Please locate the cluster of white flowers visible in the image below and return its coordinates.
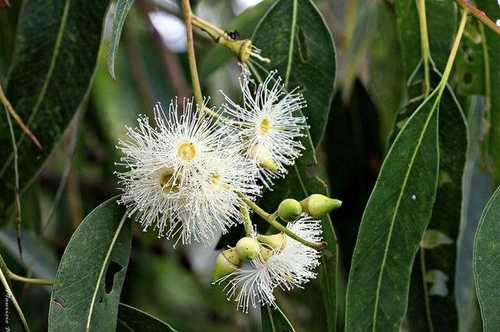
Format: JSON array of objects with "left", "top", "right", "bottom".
[{"left": 116, "top": 68, "right": 325, "bottom": 312}]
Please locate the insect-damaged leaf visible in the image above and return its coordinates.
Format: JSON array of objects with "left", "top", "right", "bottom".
[
  {"left": 0, "top": 0, "right": 108, "bottom": 215},
  {"left": 252, "top": 0, "right": 338, "bottom": 330},
  {"left": 48, "top": 197, "right": 131, "bottom": 331},
  {"left": 474, "top": 186, "right": 500, "bottom": 332},
  {"left": 345, "top": 88, "right": 440, "bottom": 331}
]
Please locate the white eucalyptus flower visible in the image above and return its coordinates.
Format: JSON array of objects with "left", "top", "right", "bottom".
[
  {"left": 222, "top": 68, "right": 308, "bottom": 187},
  {"left": 116, "top": 98, "right": 257, "bottom": 244},
  {"left": 173, "top": 138, "right": 262, "bottom": 244},
  {"left": 218, "top": 216, "right": 323, "bottom": 313}
]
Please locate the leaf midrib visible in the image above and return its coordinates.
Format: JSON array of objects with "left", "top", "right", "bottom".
[
  {"left": 85, "top": 213, "right": 127, "bottom": 331},
  {"left": 0, "top": 0, "right": 72, "bottom": 175},
  {"left": 370, "top": 94, "right": 439, "bottom": 331}
]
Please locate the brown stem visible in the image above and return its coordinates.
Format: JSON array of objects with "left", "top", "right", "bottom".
[{"left": 456, "top": 0, "right": 500, "bottom": 35}]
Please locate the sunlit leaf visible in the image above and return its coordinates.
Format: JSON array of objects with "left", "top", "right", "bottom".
[{"left": 108, "top": 0, "right": 134, "bottom": 80}]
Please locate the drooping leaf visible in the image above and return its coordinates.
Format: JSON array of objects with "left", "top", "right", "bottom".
[
  {"left": 407, "top": 82, "right": 467, "bottom": 332},
  {"left": 108, "top": 0, "right": 134, "bottom": 80},
  {"left": 474, "top": 185, "right": 500, "bottom": 331},
  {"left": 475, "top": 0, "right": 500, "bottom": 186},
  {"left": 262, "top": 305, "right": 295, "bottom": 332},
  {"left": 117, "top": 303, "right": 177, "bottom": 332},
  {"left": 395, "top": 0, "right": 457, "bottom": 78},
  {"left": 48, "top": 197, "right": 131, "bottom": 331},
  {"left": 456, "top": 96, "right": 490, "bottom": 332},
  {"left": 0, "top": 0, "right": 109, "bottom": 215},
  {"left": 345, "top": 88, "right": 441, "bottom": 331},
  {"left": 252, "top": 0, "right": 338, "bottom": 330}
]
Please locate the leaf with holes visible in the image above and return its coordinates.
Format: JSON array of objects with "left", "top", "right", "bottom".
[
  {"left": 474, "top": 186, "right": 500, "bottom": 331},
  {"left": 117, "top": 303, "right": 178, "bottom": 332},
  {"left": 108, "top": 0, "right": 134, "bottom": 79},
  {"left": 345, "top": 87, "right": 440, "bottom": 331},
  {"left": 0, "top": 0, "right": 109, "bottom": 215},
  {"left": 252, "top": 0, "right": 338, "bottom": 330},
  {"left": 48, "top": 197, "right": 131, "bottom": 331}
]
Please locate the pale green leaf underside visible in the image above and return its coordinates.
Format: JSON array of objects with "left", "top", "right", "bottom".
[{"left": 108, "top": 0, "right": 134, "bottom": 79}]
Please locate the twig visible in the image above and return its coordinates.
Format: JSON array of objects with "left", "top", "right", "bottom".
[
  {"left": 181, "top": 0, "right": 203, "bottom": 106},
  {"left": 0, "top": 84, "right": 42, "bottom": 150},
  {"left": 416, "top": 0, "right": 431, "bottom": 96},
  {"left": 4, "top": 104, "right": 23, "bottom": 260},
  {"left": 456, "top": 0, "right": 500, "bottom": 35}
]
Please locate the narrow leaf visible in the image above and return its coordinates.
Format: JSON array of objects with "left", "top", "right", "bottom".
[
  {"left": 345, "top": 89, "right": 440, "bottom": 331},
  {"left": 474, "top": 185, "right": 500, "bottom": 331},
  {"left": 117, "top": 303, "right": 177, "bottom": 332},
  {"left": 48, "top": 197, "right": 132, "bottom": 332},
  {"left": 262, "top": 305, "right": 295, "bottom": 332},
  {"left": 0, "top": 0, "right": 109, "bottom": 215},
  {"left": 108, "top": 0, "right": 134, "bottom": 80},
  {"left": 407, "top": 83, "right": 467, "bottom": 332}
]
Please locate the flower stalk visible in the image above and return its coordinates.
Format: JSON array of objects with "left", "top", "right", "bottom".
[{"left": 240, "top": 194, "right": 327, "bottom": 251}]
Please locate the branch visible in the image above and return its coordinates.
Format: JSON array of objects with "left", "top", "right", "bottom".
[{"left": 456, "top": 0, "right": 500, "bottom": 35}]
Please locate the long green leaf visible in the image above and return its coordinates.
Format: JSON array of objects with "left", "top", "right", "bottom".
[
  {"left": 0, "top": 0, "right": 109, "bottom": 214},
  {"left": 117, "top": 303, "right": 178, "bottom": 332},
  {"left": 108, "top": 0, "right": 134, "bottom": 79},
  {"left": 48, "top": 197, "right": 132, "bottom": 331},
  {"left": 252, "top": 0, "right": 338, "bottom": 330},
  {"left": 474, "top": 185, "right": 500, "bottom": 331},
  {"left": 345, "top": 89, "right": 440, "bottom": 331},
  {"left": 475, "top": 0, "right": 500, "bottom": 186},
  {"left": 407, "top": 82, "right": 467, "bottom": 332},
  {"left": 262, "top": 305, "right": 295, "bottom": 332}
]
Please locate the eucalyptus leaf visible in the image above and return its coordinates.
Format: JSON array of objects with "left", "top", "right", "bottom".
[
  {"left": 474, "top": 185, "right": 500, "bottom": 331},
  {"left": 406, "top": 79, "right": 467, "bottom": 332},
  {"left": 117, "top": 303, "right": 177, "bottom": 332},
  {"left": 0, "top": 0, "right": 109, "bottom": 215},
  {"left": 345, "top": 88, "right": 441, "bottom": 331},
  {"left": 475, "top": 0, "right": 500, "bottom": 186},
  {"left": 252, "top": 0, "right": 338, "bottom": 330},
  {"left": 48, "top": 197, "right": 131, "bottom": 332},
  {"left": 262, "top": 305, "right": 295, "bottom": 332},
  {"left": 108, "top": 0, "right": 134, "bottom": 80}
]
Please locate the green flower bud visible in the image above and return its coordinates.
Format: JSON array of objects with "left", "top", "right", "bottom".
[
  {"left": 213, "top": 248, "right": 240, "bottom": 281},
  {"left": 277, "top": 198, "right": 302, "bottom": 221},
  {"left": 236, "top": 237, "right": 261, "bottom": 261},
  {"left": 249, "top": 144, "right": 278, "bottom": 172},
  {"left": 302, "top": 194, "right": 342, "bottom": 219},
  {"left": 257, "top": 233, "right": 286, "bottom": 251}
]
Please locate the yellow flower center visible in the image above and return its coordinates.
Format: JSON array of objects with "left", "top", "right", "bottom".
[
  {"left": 259, "top": 116, "right": 272, "bottom": 135},
  {"left": 177, "top": 142, "right": 198, "bottom": 161},
  {"left": 209, "top": 173, "right": 221, "bottom": 185},
  {"left": 159, "top": 169, "right": 180, "bottom": 193}
]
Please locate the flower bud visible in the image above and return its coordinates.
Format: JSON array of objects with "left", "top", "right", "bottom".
[
  {"left": 301, "top": 194, "right": 342, "bottom": 219},
  {"left": 258, "top": 233, "right": 286, "bottom": 252},
  {"left": 277, "top": 198, "right": 302, "bottom": 221},
  {"left": 236, "top": 237, "right": 261, "bottom": 261},
  {"left": 213, "top": 248, "right": 241, "bottom": 281},
  {"left": 249, "top": 144, "right": 278, "bottom": 172}
]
